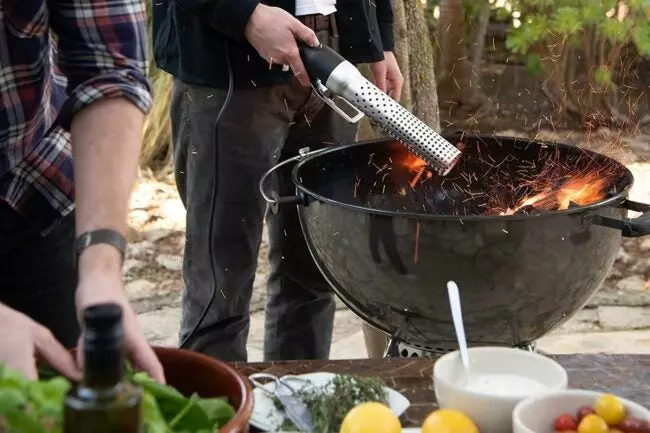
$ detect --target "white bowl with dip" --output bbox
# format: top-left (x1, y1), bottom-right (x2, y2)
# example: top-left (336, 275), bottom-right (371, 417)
top-left (513, 390), bottom-right (650, 433)
top-left (433, 347), bottom-right (568, 433)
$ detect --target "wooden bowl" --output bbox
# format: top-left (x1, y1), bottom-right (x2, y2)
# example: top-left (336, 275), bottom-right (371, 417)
top-left (153, 347), bottom-right (253, 433)
top-left (72, 346), bottom-right (253, 433)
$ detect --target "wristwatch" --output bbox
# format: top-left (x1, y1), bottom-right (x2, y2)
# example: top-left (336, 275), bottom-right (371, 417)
top-left (73, 229), bottom-right (127, 269)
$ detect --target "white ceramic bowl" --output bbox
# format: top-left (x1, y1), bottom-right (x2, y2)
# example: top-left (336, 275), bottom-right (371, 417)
top-left (434, 347), bottom-right (568, 433)
top-left (513, 390), bottom-right (650, 433)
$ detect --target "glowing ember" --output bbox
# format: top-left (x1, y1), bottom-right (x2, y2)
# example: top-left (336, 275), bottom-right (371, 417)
top-left (386, 142), bottom-right (614, 217)
top-left (393, 151), bottom-right (434, 189)
top-left (401, 153), bottom-right (427, 172)
top-left (500, 173), bottom-right (609, 215)
top-left (557, 174), bottom-right (610, 209)
top-left (357, 141), bottom-right (621, 265)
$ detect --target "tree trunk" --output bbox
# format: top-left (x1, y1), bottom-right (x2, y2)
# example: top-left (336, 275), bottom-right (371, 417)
top-left (362, 0), bottom-right (441, 358)
top-left (470, 2), bottom-right (491, 73)
top-left (357, 0), bottom-right (416, 142)
top-left (437, 0), bottom-right (486, 113)
top-left (405, 0), bottom-right (441, 130)
top-left (392, 0), bottom-right (413, 112)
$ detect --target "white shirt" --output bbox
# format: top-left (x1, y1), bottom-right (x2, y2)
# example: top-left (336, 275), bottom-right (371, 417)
top-left (295, 0), bottom-right (337, 16)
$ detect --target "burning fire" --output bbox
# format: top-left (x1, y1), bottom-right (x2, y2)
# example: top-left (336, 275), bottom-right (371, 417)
top-left (500, 173), bottom-right (609, 215)
top-left (393, 149), bottom-right (610, 215)
top-left (396, 152), bottom-right (433, 193)
top-left (370, 143), bottom-right (617, 265)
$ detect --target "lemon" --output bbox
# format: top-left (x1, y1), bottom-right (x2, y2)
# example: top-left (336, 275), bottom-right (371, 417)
top-left (339, 402), bottom-right (402, 433)
top-left (422, 409), bottom-right (479, 433)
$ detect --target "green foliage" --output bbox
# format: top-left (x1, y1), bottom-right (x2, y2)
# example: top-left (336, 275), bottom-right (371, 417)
top-left (505, 16), bottom-right (548, 53)
top-left (462, 0), bottom-right (486, 20)
top-left (601, 18), bottom-right (632, 43)
top-left (594, 66), bottom-right (614, 86)
top-left (500, 0), bottom-right (650, 60)
top-left (525, 52), bottom-right (544, 75)
top-left (633, 22), bottom-right (650, 55)
top-left (0, 363), bottom-right (236, 432)
top-left (552, 7), bottom-right (583, 35)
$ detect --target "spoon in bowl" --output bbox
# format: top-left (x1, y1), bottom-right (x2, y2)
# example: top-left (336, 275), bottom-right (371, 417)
top-left (447, 280), bottom-right (470, 380)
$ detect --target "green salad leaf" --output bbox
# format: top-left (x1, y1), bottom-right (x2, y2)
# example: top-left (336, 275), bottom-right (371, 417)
top-left (0, 362), bottom-right (236, 432)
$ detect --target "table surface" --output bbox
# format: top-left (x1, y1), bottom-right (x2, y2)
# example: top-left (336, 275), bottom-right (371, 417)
top-left (233, 354), bottom-right (650, 428)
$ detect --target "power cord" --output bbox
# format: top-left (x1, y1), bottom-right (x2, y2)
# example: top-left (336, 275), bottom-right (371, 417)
top-left (179, 38), bottom-right (233, 349)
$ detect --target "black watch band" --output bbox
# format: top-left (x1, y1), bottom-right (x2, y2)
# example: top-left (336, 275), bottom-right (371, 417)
top-left (73, 229), bottom-right (127, 269)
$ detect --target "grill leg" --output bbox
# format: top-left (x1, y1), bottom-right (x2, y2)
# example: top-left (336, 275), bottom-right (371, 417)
top-left (384, 340), bottom-right (540, 358)
top-left (515, 342), bottom-right (538, 353)
top-left (384, 338), bottom-right (401, 358)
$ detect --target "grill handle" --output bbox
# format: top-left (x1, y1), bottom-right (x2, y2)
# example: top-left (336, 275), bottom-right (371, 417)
top-left (591, 199), bottom-right (650, 237)
top-left (258, 147), bottom-right (329, 214)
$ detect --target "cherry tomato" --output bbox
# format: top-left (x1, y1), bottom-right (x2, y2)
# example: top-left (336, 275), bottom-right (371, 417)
top-left (594, 393), bottom-right (626, 425)
top-left (577, 406), bottom-right (596, 422)
top-left (577, 414), bottom-right (609, 433)
top-left (555, 414), bottom-right (578, 431)
top-left (639, 419), bottom-right (650, 433)
top-left (618, 416), bottom-right (643, 432)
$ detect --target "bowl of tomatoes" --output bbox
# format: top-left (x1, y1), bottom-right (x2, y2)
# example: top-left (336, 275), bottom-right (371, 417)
top-left (513, 390), bottom-right (650, 433)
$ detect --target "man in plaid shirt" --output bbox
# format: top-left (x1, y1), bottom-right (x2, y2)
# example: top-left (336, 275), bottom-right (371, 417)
top-left (0, 0), bottom-right (163, 381)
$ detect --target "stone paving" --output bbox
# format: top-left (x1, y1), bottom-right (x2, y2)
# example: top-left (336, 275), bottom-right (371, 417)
top-left (138, 305), bottom-right (650, 361)
top-left (129, 131), bottom-right (650, 360)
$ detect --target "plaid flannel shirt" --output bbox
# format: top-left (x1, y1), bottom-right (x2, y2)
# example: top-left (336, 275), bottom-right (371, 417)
top-left (0, 0), bottom-right (152, 234)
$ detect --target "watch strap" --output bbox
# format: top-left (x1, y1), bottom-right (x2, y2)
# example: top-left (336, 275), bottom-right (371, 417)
top-left (74, 229), bottom-right (127, 269)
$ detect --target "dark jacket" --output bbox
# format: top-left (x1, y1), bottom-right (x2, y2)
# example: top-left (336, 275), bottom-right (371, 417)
top-left (152, 0), bottom-right (394, 89)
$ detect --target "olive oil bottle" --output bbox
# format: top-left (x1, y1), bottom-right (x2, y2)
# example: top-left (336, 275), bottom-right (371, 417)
top-left (64, 303), bottom-right (143, 433)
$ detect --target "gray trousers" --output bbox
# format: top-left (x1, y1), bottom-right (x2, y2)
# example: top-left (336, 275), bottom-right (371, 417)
top-left (170, 69), bottom-right (357, 362)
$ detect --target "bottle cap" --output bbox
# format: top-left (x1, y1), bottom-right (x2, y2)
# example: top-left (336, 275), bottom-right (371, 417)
top-left (83, 303), bottom-right (124, 348)
top-left (83, 303), bottom-right (123, 330)
top-left (81, 303), bottom-right (126, 384)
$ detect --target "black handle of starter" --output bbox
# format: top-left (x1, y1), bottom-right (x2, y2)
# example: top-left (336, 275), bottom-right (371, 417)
top-left (298, 42), bottom-right (346, 85)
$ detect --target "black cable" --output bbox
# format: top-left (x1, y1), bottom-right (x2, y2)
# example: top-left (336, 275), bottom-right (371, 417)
top-left (179, 39), bottom-right (233, 349)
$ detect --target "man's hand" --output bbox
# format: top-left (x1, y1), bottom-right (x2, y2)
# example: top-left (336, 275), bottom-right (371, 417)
top-left (0, 303), bottom-right (81, 381)
top-left (244, 4), bottom-right (319, 86)
top-left (370, 51), bottom-right (404, 102)
top-left (75, 244), bottom-right (165, 383)
top-left (70, 97), bottom-right (164, 382)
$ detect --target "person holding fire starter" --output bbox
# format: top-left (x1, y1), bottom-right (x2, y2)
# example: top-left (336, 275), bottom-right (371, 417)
top-left (0, 0), bottom-right (164, 382)
top-left (153, 0), bottom-right (403, 361)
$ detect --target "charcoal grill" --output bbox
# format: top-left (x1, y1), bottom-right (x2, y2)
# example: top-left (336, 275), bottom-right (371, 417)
top-left (260, 134), bottom-right (650, 356)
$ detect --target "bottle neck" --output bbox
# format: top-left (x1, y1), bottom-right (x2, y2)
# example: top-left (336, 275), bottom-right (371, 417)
top-left (83, 344), bottom-right (125, 389)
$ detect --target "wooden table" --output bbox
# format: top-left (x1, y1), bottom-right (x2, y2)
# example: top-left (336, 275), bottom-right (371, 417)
top-left (233, 354), bottom-right (650, 428)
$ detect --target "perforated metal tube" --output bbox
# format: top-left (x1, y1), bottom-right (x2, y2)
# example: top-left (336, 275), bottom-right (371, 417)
top-left (325, 62), bottom-right (462, 176)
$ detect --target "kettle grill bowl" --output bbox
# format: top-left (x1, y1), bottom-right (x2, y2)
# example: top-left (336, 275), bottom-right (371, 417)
top-left (290, 135), bottom-right (634, 347)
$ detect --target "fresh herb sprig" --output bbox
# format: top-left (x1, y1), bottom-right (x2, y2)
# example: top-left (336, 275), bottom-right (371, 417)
top-left (274, 374), bottom-right (388, 432)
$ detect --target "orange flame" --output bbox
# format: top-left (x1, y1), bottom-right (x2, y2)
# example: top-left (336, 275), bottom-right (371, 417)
top-left (401, 153), bottom-right (428, 172)
top-left (395, 153), bottom-right (431, 189)
top-left (556, 174), bottom-right (609, 209)
top-left (503, 172), bottom-right (608, 215)
top-left (391, 145), bottom-right (610, 216)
